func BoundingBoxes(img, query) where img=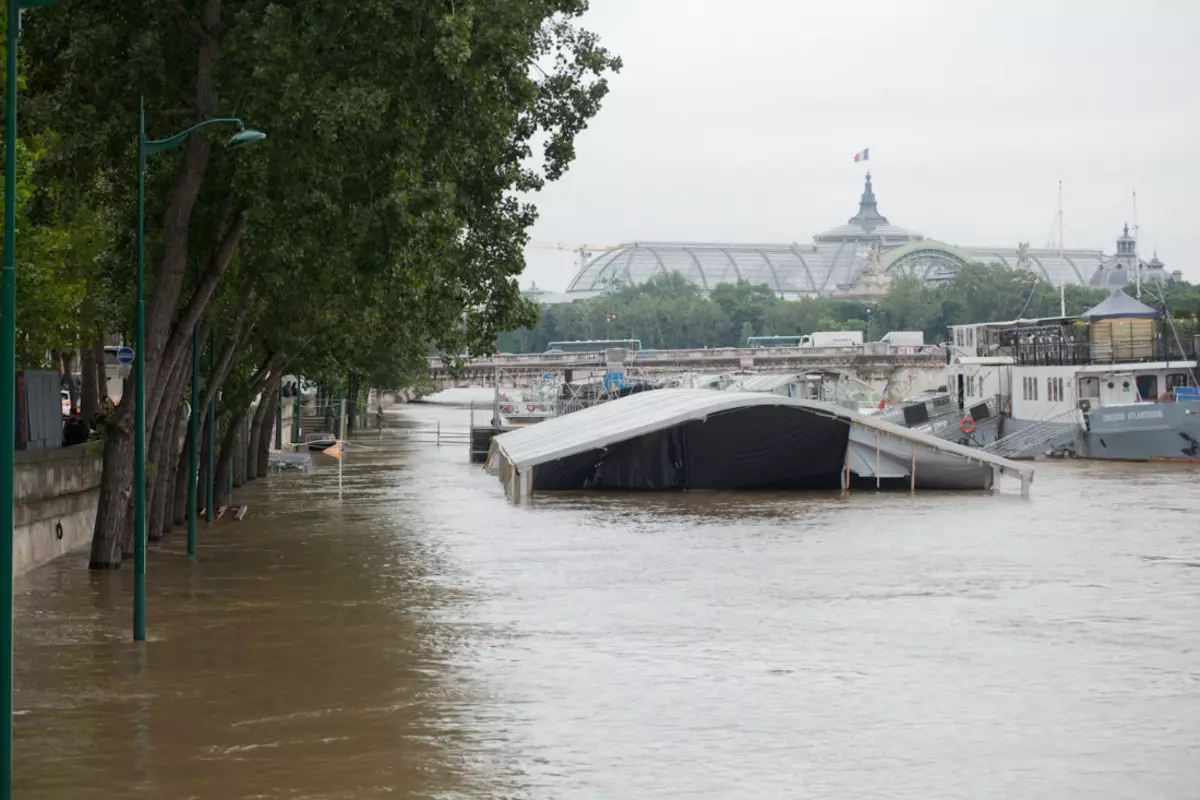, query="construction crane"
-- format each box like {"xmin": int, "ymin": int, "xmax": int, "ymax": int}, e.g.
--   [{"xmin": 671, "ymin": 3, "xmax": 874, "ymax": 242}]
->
[{"xmin": 528, "ymin": 241, "xmax": 615, "ymax": 272}]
